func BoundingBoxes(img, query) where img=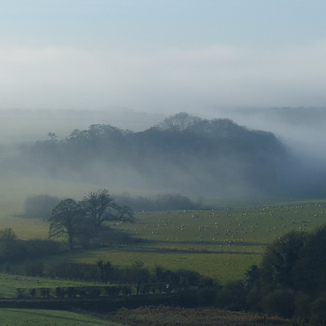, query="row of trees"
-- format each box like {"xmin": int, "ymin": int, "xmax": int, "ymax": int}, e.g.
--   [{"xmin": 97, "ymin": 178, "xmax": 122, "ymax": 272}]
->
[
  {"xmin": 19, "ymin": 259, "xmax": 215, "ymax": 297},
  {"xmin": 24, "ymin": 193, "xmax": 204, "ymax": 217},
  {"xmin": 49, "ymin": 189, "xmax": 134, "ymax": 250}
]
